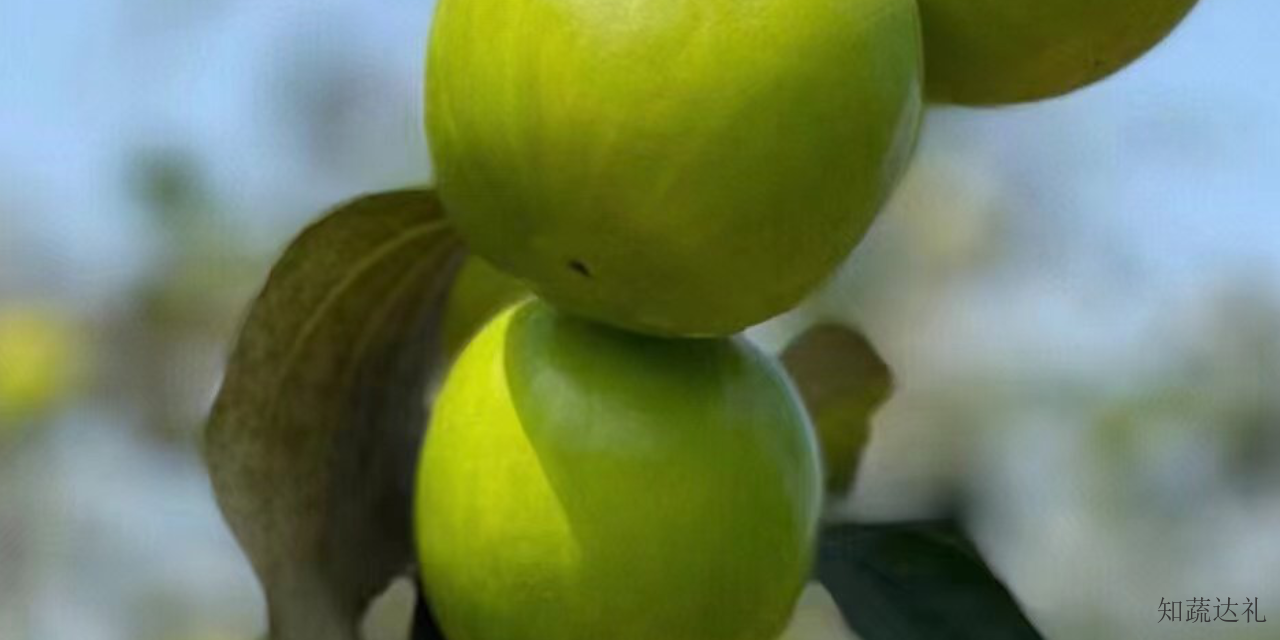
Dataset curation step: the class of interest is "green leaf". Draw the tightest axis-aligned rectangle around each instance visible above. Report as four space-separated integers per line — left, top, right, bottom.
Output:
204 189 465 640
781 323 893 495
816 521 1043 640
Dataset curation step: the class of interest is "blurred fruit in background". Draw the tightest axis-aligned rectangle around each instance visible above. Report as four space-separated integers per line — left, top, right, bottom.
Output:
0 306 83 427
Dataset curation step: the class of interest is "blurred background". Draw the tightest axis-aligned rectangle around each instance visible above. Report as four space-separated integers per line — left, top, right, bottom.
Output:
1 1 1277 639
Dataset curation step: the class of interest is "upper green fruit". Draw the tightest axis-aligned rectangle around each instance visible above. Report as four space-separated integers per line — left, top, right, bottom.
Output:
919 0 1199 104
426 0 923 336
415 300 822 640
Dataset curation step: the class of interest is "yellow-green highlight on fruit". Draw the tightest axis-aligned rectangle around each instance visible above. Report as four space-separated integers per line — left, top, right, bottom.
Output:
782 323 892 496
415 300 823 640
426 0 924 336
440 256 529 362
919 0 1199 105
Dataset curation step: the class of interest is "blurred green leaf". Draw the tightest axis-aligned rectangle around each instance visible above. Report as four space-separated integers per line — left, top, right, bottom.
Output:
130 147 212 228
782 323 893 495
204 189 465 640
817 521 1042 640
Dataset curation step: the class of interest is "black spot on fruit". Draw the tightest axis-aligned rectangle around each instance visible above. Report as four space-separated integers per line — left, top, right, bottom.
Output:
568 260 592 278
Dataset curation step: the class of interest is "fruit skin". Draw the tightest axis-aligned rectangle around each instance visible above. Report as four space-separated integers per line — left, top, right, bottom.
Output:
415 300 822 640
426 0 923 336
919 0 1199 104
440 256 529 362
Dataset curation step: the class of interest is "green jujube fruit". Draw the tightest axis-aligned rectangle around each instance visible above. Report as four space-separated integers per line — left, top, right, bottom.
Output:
426 0 924 336
919 0 1200 104
415 300 823 640
440 256 529 362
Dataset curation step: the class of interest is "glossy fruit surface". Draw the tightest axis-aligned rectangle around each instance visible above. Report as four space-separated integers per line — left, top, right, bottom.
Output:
415 300 822 640
440 256 529 361
919 0 1199 104
426 0 923 336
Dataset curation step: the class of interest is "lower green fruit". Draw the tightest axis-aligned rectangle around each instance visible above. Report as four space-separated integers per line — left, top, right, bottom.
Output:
415 300 822 640
919 0 1199 104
